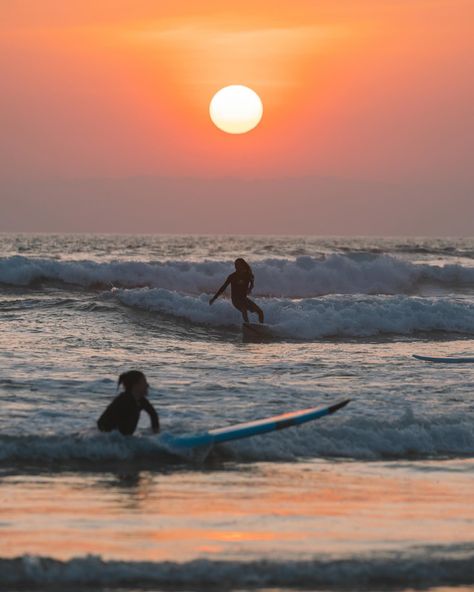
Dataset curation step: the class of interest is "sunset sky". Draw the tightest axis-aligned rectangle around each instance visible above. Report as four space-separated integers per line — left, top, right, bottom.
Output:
1 0 473 234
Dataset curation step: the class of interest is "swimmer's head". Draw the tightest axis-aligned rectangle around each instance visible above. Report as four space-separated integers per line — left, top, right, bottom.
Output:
234 258 252 274
118 370 149 398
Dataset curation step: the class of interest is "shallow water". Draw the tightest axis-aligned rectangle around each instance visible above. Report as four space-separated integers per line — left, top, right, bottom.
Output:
0 234 473 590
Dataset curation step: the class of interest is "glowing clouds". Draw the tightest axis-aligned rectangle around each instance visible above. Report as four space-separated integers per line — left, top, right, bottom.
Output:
209 85 263 134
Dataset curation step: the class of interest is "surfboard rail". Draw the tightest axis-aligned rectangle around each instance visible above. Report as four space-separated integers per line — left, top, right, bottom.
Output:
167 400 350 450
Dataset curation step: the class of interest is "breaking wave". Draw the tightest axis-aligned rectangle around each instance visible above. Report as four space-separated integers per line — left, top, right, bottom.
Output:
1 408 472 464
1 544 473 589
1 254 474 297
115 288 474 338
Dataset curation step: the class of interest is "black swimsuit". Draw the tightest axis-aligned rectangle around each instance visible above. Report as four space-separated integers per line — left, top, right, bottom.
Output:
221 272 258 312
97 391 159 435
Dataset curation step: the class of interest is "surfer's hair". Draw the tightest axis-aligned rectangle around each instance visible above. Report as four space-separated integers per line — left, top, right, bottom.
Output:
118 370 146 392
234 258 253 278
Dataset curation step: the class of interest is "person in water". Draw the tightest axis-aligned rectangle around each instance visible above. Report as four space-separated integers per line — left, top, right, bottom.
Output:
97 370 159 436
209 258 264 324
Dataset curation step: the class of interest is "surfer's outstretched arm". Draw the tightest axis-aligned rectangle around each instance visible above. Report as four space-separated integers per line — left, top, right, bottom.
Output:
209 275 231 305
142 397 160 433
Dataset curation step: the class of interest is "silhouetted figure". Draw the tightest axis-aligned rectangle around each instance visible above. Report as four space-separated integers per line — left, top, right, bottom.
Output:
209 258 264 324
97 370 159 436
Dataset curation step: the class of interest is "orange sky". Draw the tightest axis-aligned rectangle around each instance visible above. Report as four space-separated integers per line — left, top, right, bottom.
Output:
1 0 473 233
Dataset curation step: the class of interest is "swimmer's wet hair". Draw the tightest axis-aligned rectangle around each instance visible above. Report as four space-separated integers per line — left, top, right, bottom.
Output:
235 258 254 291
118 370 145 392
234 258 254 278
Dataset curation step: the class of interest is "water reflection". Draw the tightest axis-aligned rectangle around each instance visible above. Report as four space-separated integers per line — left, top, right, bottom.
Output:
1 459 473 562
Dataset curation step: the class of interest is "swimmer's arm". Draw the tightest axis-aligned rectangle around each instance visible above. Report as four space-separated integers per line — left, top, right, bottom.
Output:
209 275 231 304
142 397 160 433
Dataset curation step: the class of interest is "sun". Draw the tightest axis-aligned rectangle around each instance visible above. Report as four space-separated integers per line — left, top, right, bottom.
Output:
209 85 263 134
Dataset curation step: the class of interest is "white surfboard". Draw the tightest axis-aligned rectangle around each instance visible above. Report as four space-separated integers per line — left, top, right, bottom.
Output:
161 399 350 455
413 354 474 364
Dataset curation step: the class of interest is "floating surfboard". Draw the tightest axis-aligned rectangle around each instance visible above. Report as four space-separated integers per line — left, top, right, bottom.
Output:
413 354 474 364
161 399 350 454
242 322 275 341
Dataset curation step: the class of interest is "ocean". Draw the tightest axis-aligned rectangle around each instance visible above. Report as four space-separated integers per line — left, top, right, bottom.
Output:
0 233 473 591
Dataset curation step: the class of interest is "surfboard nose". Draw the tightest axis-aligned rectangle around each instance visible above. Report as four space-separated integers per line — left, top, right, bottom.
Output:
328 399 351 414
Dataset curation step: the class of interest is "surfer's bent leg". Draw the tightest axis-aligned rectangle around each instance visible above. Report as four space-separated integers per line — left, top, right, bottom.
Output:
246 298 264 324
232 298 249 323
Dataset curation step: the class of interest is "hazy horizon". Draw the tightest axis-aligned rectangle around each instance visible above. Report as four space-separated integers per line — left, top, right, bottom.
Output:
2 174 472 236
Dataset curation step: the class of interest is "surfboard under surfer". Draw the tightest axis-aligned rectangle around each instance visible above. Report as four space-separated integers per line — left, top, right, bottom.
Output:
97 370 159 436
209 258 264 324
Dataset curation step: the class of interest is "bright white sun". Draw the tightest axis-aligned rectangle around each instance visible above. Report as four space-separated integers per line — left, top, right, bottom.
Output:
209 85 263 134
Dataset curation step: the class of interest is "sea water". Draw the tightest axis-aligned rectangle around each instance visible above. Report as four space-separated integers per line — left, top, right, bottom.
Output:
0 234 473 591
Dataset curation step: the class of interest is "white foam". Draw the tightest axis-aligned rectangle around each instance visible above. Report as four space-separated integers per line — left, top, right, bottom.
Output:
223 408 474 461
1 254 473 296
1 544 473 588
0 432 170 463
115 288 474 338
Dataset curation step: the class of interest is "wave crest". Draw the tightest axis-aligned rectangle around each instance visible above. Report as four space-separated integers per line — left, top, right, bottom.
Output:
1 254 474 296
115 288 474 338
1 410 472 464
2 544 473 589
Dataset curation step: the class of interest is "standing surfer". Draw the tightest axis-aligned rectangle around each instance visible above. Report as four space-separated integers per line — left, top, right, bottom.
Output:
209 258 264 324
97 370 159 436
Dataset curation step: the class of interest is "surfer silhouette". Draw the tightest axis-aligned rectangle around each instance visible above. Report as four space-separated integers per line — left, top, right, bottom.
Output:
97 370 159 436
209 258 264 324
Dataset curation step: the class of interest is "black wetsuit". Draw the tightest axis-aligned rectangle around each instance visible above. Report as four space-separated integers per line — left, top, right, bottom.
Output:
217 271 258 312
97 391 159 436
